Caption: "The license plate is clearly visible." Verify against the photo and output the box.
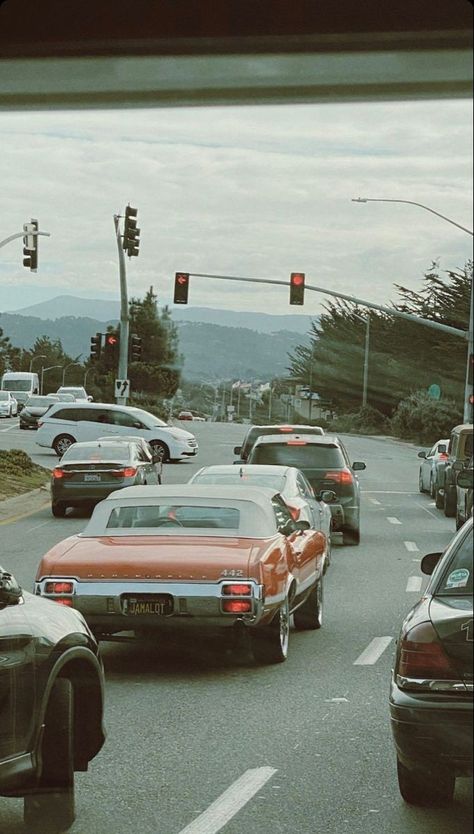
[84,473,101,482]
[123,595,173,616]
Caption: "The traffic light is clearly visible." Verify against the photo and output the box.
[289,272,305,305]
[174,272,190,304]
[103,331,120,369]
[129,333,142,362]
[90,332,102,361]
[123,205,140,257]
[22,219,39,272]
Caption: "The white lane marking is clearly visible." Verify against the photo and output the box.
[369,498,381,505]
[404,541,419,552]
[406,576,423,592]
[354,637,393,666]
[178,767,277,834]
[25,520,51,533]
[417,503,444,521]
[0,424,20,432]
[387,517,402,525]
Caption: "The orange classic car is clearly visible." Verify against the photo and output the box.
[35,485,328,663]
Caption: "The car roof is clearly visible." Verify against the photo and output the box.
[104,484,279,503]
[97,434,148,443]
[65,440,134,449]
[252,433,340,446]
[194,464,293,476]
[48,401,141,412]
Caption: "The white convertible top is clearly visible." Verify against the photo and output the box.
[81,484,281,538]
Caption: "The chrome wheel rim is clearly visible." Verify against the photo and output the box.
[316,581,323,626]
[57,437,72,455]
[279,600,290,657]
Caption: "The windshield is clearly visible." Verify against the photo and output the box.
[249,443,345,468]
[129,408,168,428]
[437,530,473,596]
[58,388,86,397]
[2,379,32,391]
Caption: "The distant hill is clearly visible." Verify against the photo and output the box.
[0,312,309,381]
[10,295,314,335]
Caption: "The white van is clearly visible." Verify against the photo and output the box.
[35,401,198,461]
[1,371,40,410]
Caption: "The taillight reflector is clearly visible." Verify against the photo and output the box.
[324,469,353,485]
[113,467,137,478]
[222,583,252,596]
[222,599,252,613]
[45,581,74,594]
[398,621,457,681]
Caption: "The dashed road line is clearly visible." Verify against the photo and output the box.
[406,576,423,592]
[368,498,381,505]
[387,517,402,525]
[353,637,393,666]
[178,767,277,834]
[404,541,419,552]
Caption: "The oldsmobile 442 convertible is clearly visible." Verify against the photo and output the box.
[35,485,328,664]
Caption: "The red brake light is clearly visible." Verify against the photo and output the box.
[45,581,74,594]
[287,440,307,446]
[324,469,353,485]
[397,621,458,683]
[55,599,73,607]
[222,584,252,596]
[287,505,301,521]
[112,467,137,478]
[52,468,72,480]
[279,426,295,433]
[222,599,252,613]
[439,452,448,460]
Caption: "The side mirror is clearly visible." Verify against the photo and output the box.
[457,469,473,488]
[417,451,427,459]
[319,489,337,503]
[0,568,22,607]
[421,552,443,576]
[233,446,242,455]
[352,461,366,471]
[294,519,311,532]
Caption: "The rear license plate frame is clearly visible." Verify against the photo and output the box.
[83,473,101,482]
[122,595,174,616]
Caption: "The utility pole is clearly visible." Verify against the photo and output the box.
[114,214,130,405]
[363,314,370,408]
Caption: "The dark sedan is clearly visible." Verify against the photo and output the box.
[19,395,59,429]
[390,518,473,806]
[0,565,105,832]
[51,439,160,517]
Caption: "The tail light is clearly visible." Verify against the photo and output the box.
[287,440,307,446]
[222,599,252,613]
[438,452,448,460]
[222,584,252,596]
[324,469,353,485]
[287,505,301,521]
[52,468,72,479]
[45,580,74,594]
[279,426,295,433]
[396,621,461,690]
[112,467,137,478]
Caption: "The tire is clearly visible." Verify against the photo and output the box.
[435,487,444,510]
[455,511,464,531]
[53,434,76,456]
[250,598,289,664]
[444,487,456,518]
[150,440,170,463]
[343,524,360,546]
[24,679,76,833]
[429,475,436,499]
[324,536,332,572]
[293,579,323,630]
[52,501,66,518]
[418,470,425,493]
[396,758,455,807]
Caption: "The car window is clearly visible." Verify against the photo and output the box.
[296,473,311,497]
[427,444,437,457]
[464,433,473,458]
[107,504,240,530]
[49,407,80,422]
[436,529,473,596]
[250,442,345,468]
[271,496,296,533]
[437,443,447,455]
[112,410,144,428]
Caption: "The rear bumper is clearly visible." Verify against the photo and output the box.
[390,680,473,775]
[35,579,267,632]
[52,483,130,505]
[329,502,359,531]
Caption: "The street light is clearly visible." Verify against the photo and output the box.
[41,365,62,395]
[352,196,473,421]
[352,311,370,408]
[29,354,47,372]
[62,361,82,386]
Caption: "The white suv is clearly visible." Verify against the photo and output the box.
[36,402,198,461]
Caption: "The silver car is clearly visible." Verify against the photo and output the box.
[418,439,449,497]
[188,463,335,568]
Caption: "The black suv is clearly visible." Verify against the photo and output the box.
[234,423,324,461]
[440,423,473,517]
[0,566,105,833]
[246,434,366,545]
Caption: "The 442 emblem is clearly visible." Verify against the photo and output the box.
[220,568,244,578]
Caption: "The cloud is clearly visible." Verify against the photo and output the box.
[1,100,472,315]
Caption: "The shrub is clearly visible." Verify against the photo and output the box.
[327,405,390,435]
[0,449,35,475]
[390,391,463,444]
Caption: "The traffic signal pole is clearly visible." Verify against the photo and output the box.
[113,214,129,405]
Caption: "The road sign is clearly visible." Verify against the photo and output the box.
[227,405,235,412]
[428,383,441,400]
[115,379,130,398]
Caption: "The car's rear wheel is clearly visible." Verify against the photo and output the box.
[150,440,170,463]
[435,486,444,509]
[396,758,455,806]
[250,598,289,664]
[429,475,436,498]
[293,579,323,630]
[53,434,76,456]
[24,679,76,833]
[51,501,66,518]
[418,470,425,493]
[443,487,457,518]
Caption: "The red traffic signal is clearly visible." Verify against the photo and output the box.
[289,272,305,305]
[174,272,190,304]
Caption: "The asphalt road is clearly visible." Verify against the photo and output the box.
[0,419,472,834]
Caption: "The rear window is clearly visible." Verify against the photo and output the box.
[464,433,473,458]
[243,426,323,454]
[249,442,344,468]
[194,472,286,491]
[436,529,473,596]
[107,504,240,530]
[61,444,130,462]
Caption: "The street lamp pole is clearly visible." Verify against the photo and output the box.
[29,354,47,373]
[62,362,82,386]
[41,365,62,395]
[353,311,370,408]
[352,196,473,421]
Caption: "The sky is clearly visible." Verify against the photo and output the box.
[0,99,472,317]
